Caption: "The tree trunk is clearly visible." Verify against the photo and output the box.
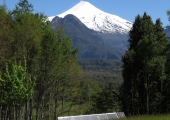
[14,106,16,120]
[35,107,39,120]
[131,72,134,115]
[54,82,59,120]
[25,102,29,120]
[40,96,44,120]
[0,104,1,120]
[146,93,149,114]
[61,96,64,115]
[9,106,12,120]
[29,99,32,120]
[146,73,149,115]
[48,93,52,120]
[19,106,22,120]
[5,106,8,120]
[54,99,58,120]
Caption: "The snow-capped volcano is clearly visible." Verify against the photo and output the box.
[49,1,132,34]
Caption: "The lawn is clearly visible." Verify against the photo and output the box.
[118,114,170,120]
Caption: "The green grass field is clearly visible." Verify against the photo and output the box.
[118,114,170,120]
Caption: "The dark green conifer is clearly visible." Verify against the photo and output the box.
[121,12,168,115]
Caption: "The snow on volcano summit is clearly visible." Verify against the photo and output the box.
[49,1,132,34]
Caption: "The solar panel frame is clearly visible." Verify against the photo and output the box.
[58,112,125,120]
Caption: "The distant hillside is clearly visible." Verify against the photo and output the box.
[164,28,170,40]
[49,1,133,60]
[52,14,123,59]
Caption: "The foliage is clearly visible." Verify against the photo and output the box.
[5,0,170,119]
[0,58,35,106]
[14,0,33,13]
[0,5,14,64]
[167,10,170,22]
[33,23,81,119]
[0,0,82,119]
[90,84,120,114]
[121,12,169,116]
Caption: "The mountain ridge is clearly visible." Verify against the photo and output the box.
[49,1,132,34]
[52,14,122,59]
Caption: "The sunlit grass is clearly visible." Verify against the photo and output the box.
[118,114,170,120]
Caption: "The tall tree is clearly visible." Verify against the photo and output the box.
[33,22,81,120]
[52,27,80,120]
[33,18,59,120]
[0,0,82,119]
[90,84,118,114]
[0,58,35,120]
[162,10,170,113]
[14,0,33,14]
[167,10,170,22]
[121,12,168,116]
[0,5,14,68]
[12,1,42,119]
[167,10,170,39]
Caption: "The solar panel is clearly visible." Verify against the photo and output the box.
[80,115,90,120]
[70,116,81,120]
[116,112,125,118]
[58,112,125,120]
[106,113,118,119]
[58,117,71,120]
[97,114,108,120]
[89,114,99,120]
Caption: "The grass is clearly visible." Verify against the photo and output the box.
[118,114,170,120]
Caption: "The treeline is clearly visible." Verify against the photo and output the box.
[120,12,170,116]
[0,0,120,120]
[0,0,82,120]
[79,58,123,89]
[79,58,122,70]
[2,0,170,119]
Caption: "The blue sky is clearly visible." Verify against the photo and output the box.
[1,0,170,27]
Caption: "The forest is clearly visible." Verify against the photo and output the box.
[0,0,170,120]
[121,12,170,115]
[0,0,121,120]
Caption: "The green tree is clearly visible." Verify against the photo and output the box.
[33,18,59,120]
[0,58,35,120]
[52,27,80,120]
[14,0,33,14]
[12,10,42,68]
[121,12,168,116]
[12,1,43,119]
[162,43,170,112]
[0,5,14,68]
[167,10,170,39]
[0,0,82,119]
[167,10,170,22]
[162,10,170,113]
[90,84,119,114]
[33,23,81,119]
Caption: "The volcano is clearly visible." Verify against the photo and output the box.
[49,1,132,34]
